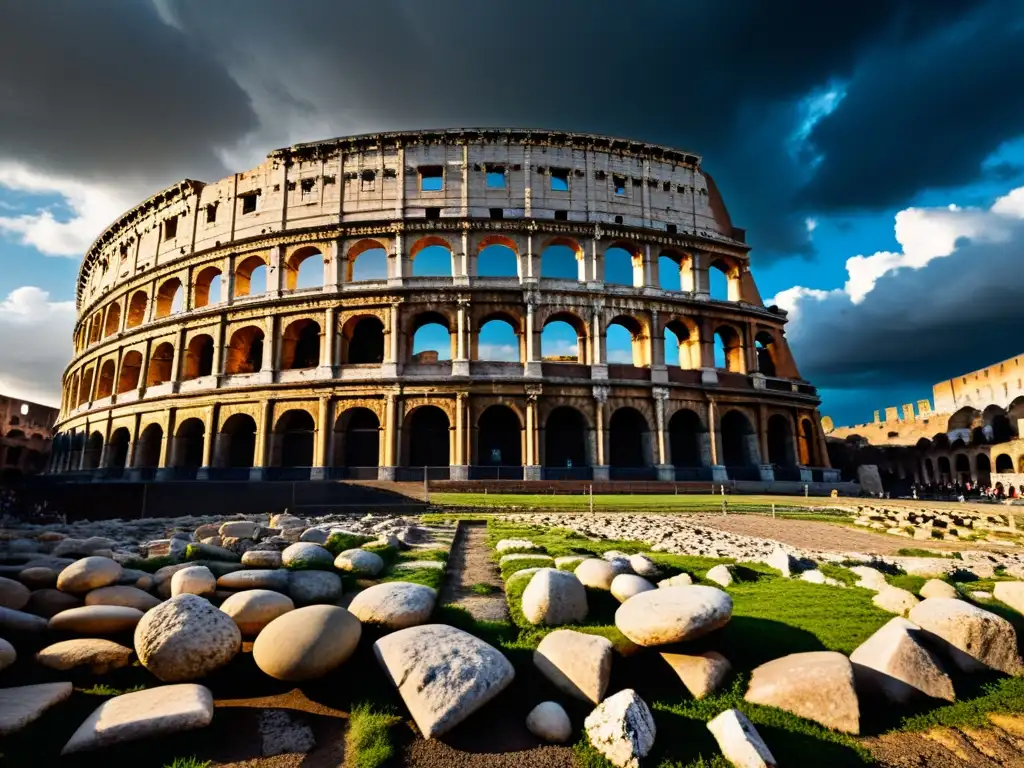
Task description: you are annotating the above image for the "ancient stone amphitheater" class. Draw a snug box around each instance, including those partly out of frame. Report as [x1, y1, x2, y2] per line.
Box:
[50, 128, 835, 485]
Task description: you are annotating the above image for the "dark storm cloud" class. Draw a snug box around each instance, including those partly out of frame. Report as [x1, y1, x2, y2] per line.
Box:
[0, 1, 257, 189]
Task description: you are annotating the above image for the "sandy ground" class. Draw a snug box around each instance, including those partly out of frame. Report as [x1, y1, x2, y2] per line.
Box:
[439, 521, 509, 622]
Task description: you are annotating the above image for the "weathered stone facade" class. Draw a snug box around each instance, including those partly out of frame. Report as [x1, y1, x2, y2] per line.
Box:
[50, 129, 830, 483]
[0, 395, 57, 475]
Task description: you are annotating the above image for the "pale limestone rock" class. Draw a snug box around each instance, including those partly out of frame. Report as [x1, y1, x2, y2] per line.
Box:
[534, 629, 612, 704]
[707, 708, 777, 768]
[0, 575, 30, 610]
[253, 605, 361, 681]
[526, 701, 572, 743]
[241, 550, 283, 568]
[920, 579, 958, 600]
[661, 651, 732, 699]
[35, 638, 133, 674]
[611, 574, 655, 603]
[993, 581, 1024, 614]
[705, 565, 734, 587]
[522, 568, 588, 625]
[658, 572, 694, 588]
[575, 558, 617, 590]
[766, 547, 795, 577]
[217, 568, 290, 592]
[84, 585, 161, 611]
[62, 684, 214, 753]
[628, 554, 659, 577]
[872, 586, 920, 616]
[583, 688, 656, 768]
[849, 617, 954, 703]
[56, 556, 123, 595]
[194, 523, 220, 540]
[347, 582, 437, 631]
[288, 570, 342, 605]
[909, 598, 1022, 675]
[334, 548, 385, 577]
[506, 567, 543, 587]
[48, 605, 143, 634]
[0, 682, 73, 735]
[219, 589, 294, 636]
[799, 570, 827, 584]
[171, 565, 216, 598]
[745, 651, 860, 734]
[219, 521, 259, 539]
[615, 586, 732, 646]
[374, 624, 514, 738]
[134, 594, 241, 682]
[0, 637, 15, 671]
[281, 542, 334, 570]
[496, 539, 538, 552]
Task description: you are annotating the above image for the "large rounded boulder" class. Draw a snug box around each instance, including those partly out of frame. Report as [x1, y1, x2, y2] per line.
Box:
[253, 605, 362, 681]
[219, 590, 295, 636]
[56, 557, 123, 595]
[84, 586, 161, 612]
[288, 570, 343, 605]
[615, 585, 732, 646]
[334, 549, 385, 577]
[281, 542, 334, 571]
[522, 568, 587, 626]
[347, 582, 436, 631]
[575, 559, 618, 591]
[134, 594, 241, 681]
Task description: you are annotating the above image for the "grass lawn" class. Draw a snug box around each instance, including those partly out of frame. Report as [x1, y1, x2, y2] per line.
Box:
[344, 703, 404, 768]
[432, 493, 829, 513]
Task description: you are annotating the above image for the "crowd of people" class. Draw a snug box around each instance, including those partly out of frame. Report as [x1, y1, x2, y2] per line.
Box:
[909, 480, 1024, 503]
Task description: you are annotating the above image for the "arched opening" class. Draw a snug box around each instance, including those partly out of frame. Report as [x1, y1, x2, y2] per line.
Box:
[173, 418, 205, 470]
[96, 360, 116, 400]
[103, 304, 121, 337]
[411, 313, 452, 363]
[117, 351, 143, 393]
[194, 266, 222, 308]
[285, 247, 323, 290]
[235, 255, 267, 297]
[218, 414, 257, 469]
[410, 240, 453, 278]
[954, 454, 971, 483]
[984, 405, 1012, 444]
[404, 406, 450, 468]
[664, 319, 700, 369]
[477, 243, 518, 278]
[971, 426, 987, 445]
[275, 410, 315, 468]
[544, 407, 588, 472]
[78, 368, 94, 406]
[708, 259, 735, 301]
[947, 406, 981, 433]
[146, 342, 175, 386]
[721, 410, 758, 471]
[126, 291, 147, 328]
[134, 423, 163, 470]
[281, 319, 321, 370]
[669, 409, 706, 473]
[541, 314, 586, 363]
[609, 407, 651, 475]
[755, 332, 777, 377]
[767, 414, 796, 471]
[658, 255, 682, 291]
[924, 458, 934, 482]
[83, 432, 103, 470]
[976, 453, 992, 485]
[607, 315, 647, 367]
[540, 240, 581, 280]
[937, 455, 952, 481]
[88, 312, 102, 344]
[155, 278, 183, 318]
[603, 245, 636, 287]
[347, 240, 389, 282]
[714, 326, 743, 371]
[225, 326, 264, 374]
[334, 408, 380, 471]
[932, 433, 950, 451]
[105, 428, 130, 470]
[995, 453, 1013, 473]
[476, 317, 520, 362]
[343, 316, 385, 364]
[1008, 397, 1024, 438]
[183, 335, 214, 380]
[799, 418, 817, 465]
[477, 405, 522, 468]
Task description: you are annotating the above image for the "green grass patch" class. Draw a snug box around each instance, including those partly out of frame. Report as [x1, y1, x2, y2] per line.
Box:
[325, 532, 376, 555]
[162, 759, 212, 768]
[436, 493, 818, 514]
[397, 547, 448, 562]
[886, 573, 929, 593]
[500, 556, 557, 580]
[120, 554, 177, 573]
[344, 703, 403, 768]
[77, 683, 147, 696]
[469, 582, 498, 595]
[381, 566, 444, 590]
[898, 677, 1024, 731]
[818, 564, 859, 587]
[896, 548, 958, 558]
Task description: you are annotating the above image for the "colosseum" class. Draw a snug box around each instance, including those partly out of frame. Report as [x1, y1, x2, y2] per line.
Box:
[48, 128, 836, 486]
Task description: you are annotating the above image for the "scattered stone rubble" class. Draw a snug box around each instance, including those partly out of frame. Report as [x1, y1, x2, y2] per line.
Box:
[846, 504, 1021, 544]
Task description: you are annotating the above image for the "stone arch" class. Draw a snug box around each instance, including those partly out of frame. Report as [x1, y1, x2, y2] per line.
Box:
[126, 290, 148, 328]
[95, 360, 116, 400]
[225, 326, 264, 374]
[274, 409, 315, 468]
[146, 342, 175, 386]
[767, 413, 796, 466]
[754, 331, 778, 377]
[173, 418, 206, 470]
[948, 406, 981, 433]
[155, 277, 183, 318]
[720, 409, 758, 467]
[281, 318, 321, 370]
[540, 237, 583, 280]
[83, 431, 104, 470]
[658, 249, 694, 292]
[217, 413, 257, 469]
[78, 367, 94, 407]
[235, 254, 268, 297]
[88, 311, 103, 344]
[924, 457, 935, 481]
[983, 404, 1013, 444]
[333, 407, 381, 468]
[708, 257, 741, 301]
[103, 302, 121, 337]
[403, 404, 451, 467]
[474, 312, 522, 362]
[609, 406, 652, 471]
[476, 404, 523, 467]
[134, 423, 163, 469]
[995, 453, 1013, 472]
[117, 351, 143, 393]
[932, 433, 950, 451]
[183, 334, 215, 380]
[799, 417, 818, 465]
[663, 316, 701, 369]
[410, 311, 454, 363]
[342, 314, 385, 364]
[669, 408, 706, 468]
[409, 236, 454, 278]
[954, 453, 971, 482]
[541, 310, 588, 363]
[476, 236, 519, 278]
[66, 372, 80, 412]
[1008, 397, 1024, 437]
[194, 265, 222, 308]
[976, 453, 992, 485]
[105, 427, 131, 469]
[544, 405, 589, 469]
[284, 245, 323, 290]
[607, 314, 649, 368]
[346, 238, 389, 282]
[714, 325, 744, 371]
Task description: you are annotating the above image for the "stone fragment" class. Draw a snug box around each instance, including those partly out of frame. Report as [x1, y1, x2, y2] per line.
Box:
[23, 588, 81, 618]
[873, 586, 920, 616]
[35, 638, 134, 674]
[219, 589, 294, 636]
[849, 617, 954, 703]
[575, 558, 617, 590]
[62, 684, 214, 754]
[526, 701, 572, 743]
[299, 528, 329, 544]
[766, 547, 795, 577]
[909, 598, 1022, 675]
[705, 565, 734, 587]
[259, 709, 316, 756]
[745, 651, 860, 734]
[707, 708, 777, 768]
[84, 585, 161, 611]
[611, 574, 655, 603]
[583, 688, 656, 768]
[658, 572, 694, 588]
[49, 605, 143, 634]
[288, 570, 343, 605]
[615, 586, 732, 646]
[217, 568, 290, 592]
[347, 581, 437, 631]
[254, 604, 361, 680]
[56, 556, 123, 595]
[194, 523, 220, 540]
[994, 581, 1024, 614]
[920, 579, 958, 600]
[53, 537, 115, 558]
[522, 568, 588, 625]
[496, 538, 538, 552]
[281, 542, 334, 570]
[186, 542, 239, 562]
[18, 566, 57, 590]
[219, 521, 259, 539]
[534, 629, 612, 704]
[628, 554, 659, 577]
[661, 651, 732, 699]
[171, 565, 216, 598]
[271, 513, 305, 529]
[799, 570, 827, 584]
[0, 575, 31, 609]
[506, 567, 543, 587]
[0, 637, 15, 671]
[374, 624, 515, 738]
[134, 594, 241, 681]
[0, 682, 73, 735]
[241, 550, 283, 568]
[334, 548, 385, 576]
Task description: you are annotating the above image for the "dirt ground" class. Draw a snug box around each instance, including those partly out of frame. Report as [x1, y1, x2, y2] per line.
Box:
[438, 521, 509, 622]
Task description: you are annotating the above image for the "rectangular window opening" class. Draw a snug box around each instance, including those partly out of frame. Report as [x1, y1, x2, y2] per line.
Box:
[550, 168, 570, 192]
[241, 193, 258, 215]
[205, 204, 217, 224]
[163, 217, 178, 241]
[425, 207, 441, 220]
[667, 223, 677, 234]
[486, 166, 506, 189]
[613, 175, 627, 196]
[360, 170, 376, 192]
[489, 208, 504, 220]
[419, 166, 443, 191]
[301, 178, 317, 198]
[554, 210, 568, 221]
[119, 243, 129, 260]
[614, 215, 623, 225]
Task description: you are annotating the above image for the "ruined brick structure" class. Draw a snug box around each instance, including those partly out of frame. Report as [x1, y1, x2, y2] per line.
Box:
[0, 395, 58, 475]
[50, 129, 833, 484]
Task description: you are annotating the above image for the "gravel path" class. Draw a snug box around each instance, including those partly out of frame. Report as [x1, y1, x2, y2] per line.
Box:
[440, 521, 509, 622]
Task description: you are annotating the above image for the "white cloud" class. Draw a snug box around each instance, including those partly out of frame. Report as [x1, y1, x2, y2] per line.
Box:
[0, 286, 75, 407]
[805, 217, 818, 233]
[477, 343, 519, 362]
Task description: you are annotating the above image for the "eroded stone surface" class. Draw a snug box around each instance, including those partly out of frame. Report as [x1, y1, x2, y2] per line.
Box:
[36, 638, 133, 674]
[745, 651, 860, 734]
[584, 689, 656, 768]
[0, 682, 73, 736]
[522, 568, 588, 625]
[534, 629, 612, 704]
[615, 585, 732, 646]
[253, 605, 361, 681]
[134, 594, 241, 681]
[707, 708, 776, 768]
[849, 617, 954, 703]
[909, 598, 1022, 675]
[347, 581, 436, 631]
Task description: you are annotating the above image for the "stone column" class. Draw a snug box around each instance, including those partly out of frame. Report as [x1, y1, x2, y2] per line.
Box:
[453, 298, 470, 377]
[383, 300, 401, 377]
[197, 405, 216, 479]
[653, 387, 673, 481]
[259, 315, 276, 384]
[318, 306, 336, 378]
[708, 399, 728, 482]
[451, 393, 468, 480]
[524, 389, 541, 480]
[324, 241, 340, 291]
[456, 226, 470, 285]
[268, 245, 283, 297]
[169, 326, 186, 391]
[525, 295, 542, 377]
[155, 411, 177, 481]
[223, 255, 235, 304]
[379, 392, 397, 481]
[693, 251, 710, 298]
[249, 399, 272, 481]
[311, 396, 330, 480]
[814, 415, 831, 468]
[389, 226, 405, 287]
[591, 302, 607, 380]
[593, 385, 609, 481]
